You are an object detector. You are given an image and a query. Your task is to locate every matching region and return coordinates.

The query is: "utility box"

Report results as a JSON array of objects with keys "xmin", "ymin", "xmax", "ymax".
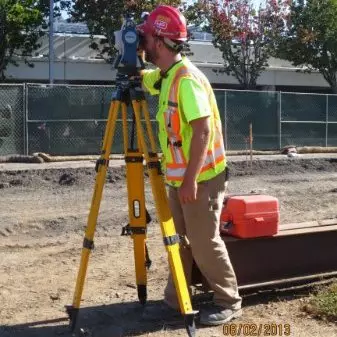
[{"xmin": 220, "ymin": 194, "xmax": 279, "ymax": 238}]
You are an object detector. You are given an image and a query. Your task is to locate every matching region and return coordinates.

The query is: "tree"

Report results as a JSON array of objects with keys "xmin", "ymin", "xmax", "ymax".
[
  {"xmin": 275, "ymin": 0, "xmax": 337, "ymax": 93},
  {"xmin": 70, "ymin": 0, "xmax": 182, "ymax": 63},
  {"xmin": 0, "ymin": 0, "xmax": 69, "ymax": 82},
  {"xmin": 199, "ymin": 0, "xmax": 288, "ymax": 89}
]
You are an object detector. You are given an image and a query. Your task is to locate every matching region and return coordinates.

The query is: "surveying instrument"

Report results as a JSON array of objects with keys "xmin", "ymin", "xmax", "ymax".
[{"xmin": 66, "ymin": 13, "xmax": 197, "ymax": 337}]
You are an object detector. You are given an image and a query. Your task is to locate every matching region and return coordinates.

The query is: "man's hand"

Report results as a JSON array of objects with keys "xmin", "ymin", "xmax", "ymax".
[{"xmin": 178, "ymin": 178, "xmax": 198, "ymax": 204}]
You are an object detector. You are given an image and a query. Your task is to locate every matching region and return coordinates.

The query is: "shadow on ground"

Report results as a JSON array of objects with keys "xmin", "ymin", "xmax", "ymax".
[
  {"xmin": 0, "ymin": 282, "xmax": 328, "ymax": 337},
  {"xmin": 0, "ymin": 299, "xmax": 191, "ymax": 337}
]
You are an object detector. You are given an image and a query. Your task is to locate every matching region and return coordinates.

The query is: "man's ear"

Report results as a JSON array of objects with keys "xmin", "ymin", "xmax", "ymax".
[{"xmin": 156, "ymin": 37, "xmax": 165, "ymax": 49}]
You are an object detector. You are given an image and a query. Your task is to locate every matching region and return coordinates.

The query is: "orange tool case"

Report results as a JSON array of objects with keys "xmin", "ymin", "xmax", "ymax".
[{"xmin": 220, "ymin": 194, "xmax": 280, "ymax": 238}]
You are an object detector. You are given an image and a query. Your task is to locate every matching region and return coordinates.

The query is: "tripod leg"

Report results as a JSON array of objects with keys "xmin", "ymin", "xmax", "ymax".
[
  {"xmin": 66, "ymin": 99, "xmax": 120, "ymax": 332},
  {"xmin": 121, "ymin": 102, "xmax": 148, "ymax": 305},
  {"xmin": 131, "ymin": 99, "xmax": 196, "ymax": 337}
]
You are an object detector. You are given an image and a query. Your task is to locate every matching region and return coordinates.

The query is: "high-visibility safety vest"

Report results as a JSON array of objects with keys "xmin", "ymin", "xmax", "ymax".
[{"xmin": 143, "ymin": 58, "xmax": 226, "ymax": 187}]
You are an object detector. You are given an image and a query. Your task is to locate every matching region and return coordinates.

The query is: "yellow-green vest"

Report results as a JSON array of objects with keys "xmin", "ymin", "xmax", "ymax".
[{"xmin": 155, "ymin": 59, "xmax": 226, "ymax": 187}]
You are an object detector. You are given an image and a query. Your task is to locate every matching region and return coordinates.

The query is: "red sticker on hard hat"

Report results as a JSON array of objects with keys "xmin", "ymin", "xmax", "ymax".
[
  {"xmin": 154, "ymin": 20, "xmax": 167, "ymax": 29},
  {"xmin": 154, "ymin": 15, "xmax": 171, "ymax": 30}
]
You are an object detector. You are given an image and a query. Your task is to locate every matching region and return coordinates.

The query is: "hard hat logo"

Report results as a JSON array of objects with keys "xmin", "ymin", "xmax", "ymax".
[{"xmin": 154, "ymin": 19, "xmax": 168, "ymax": 30}]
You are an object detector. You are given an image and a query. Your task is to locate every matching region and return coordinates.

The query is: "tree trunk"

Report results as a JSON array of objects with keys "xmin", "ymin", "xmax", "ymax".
[
  {"xmin": 322, "ymin": 70, "xmax": 337, "ymax": 94},
  {"xmin": 330, "ymin": 84, "xmax": 337, "ymax": 94}
]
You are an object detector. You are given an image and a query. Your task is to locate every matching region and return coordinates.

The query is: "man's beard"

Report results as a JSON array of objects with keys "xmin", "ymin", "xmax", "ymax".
[{"xmin": 145, "ymin": 47, "xmax": 159, "ymax": 65}]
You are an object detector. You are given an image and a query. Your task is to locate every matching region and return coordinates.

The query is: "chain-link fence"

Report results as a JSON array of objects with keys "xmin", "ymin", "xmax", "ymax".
[
  {"xmin": 0, "ymin": 84, "xmax": 25, "ymax": 155},
  {"xmin": 25, "ymin": 86, "xmax": 282, "ymax": 155},
  {"xmin": 224, "ymin": 90, "xmax": 280, "ymax": 150},
  {"xmin": 280, "ymin": 92, "xmax": 337, "ymax": 147},
  {"xmin": 27, "ymin": 84, "xmax": 116, "ymax": 155},
  {"xmin": 1, "ymin": 84, "xmax": 337, "ymax": 156},
  {"xmin": 26, "ymin": 84, "xmax": 160, "ymax": 155}
]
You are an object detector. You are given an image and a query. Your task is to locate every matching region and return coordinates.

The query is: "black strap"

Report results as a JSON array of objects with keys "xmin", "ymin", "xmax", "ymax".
[
  {"xmin": 147, "ymin": 161, "xmax": 163, "ymax": 175},
  {"xmin": 83, "ymin": 238, "xmax": 94, "ymax": 250},
  {"xmin": 121, "ymin": 224, "xmax": 146, "ymax": 236},
  {"xmin": 153, "ymin": 60, "xmax": 183, "ymax": 91},
  {"xmin": 125, "ymin": 155, "xmax": 143, "ymax": 163},
  {"xmin": 167, "ymin": 139, "xmax": 182, "ymax": 147},
  {"xmin": 95, "ymin": 158, "xmax": 109, "ymax": 172},
  {"xmin": 145, "ymin": 244, "xmax": 152, "ymax": 269},
  {"xmin": 168, "ymin": 100, "xmax": 178, "ymax": 107},
  {"xmin": 163, "ymin": 234, "xmax": 180, "ymax": 246}
]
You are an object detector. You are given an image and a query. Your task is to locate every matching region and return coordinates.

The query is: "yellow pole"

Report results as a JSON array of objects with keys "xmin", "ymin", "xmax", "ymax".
[
  {"xmin": 68, "ymin": 99, "xmax": 120, "ymax": 329},
  {"xmin": 132, "ymin": 98, "xmax": 194, "ymax": 315}
]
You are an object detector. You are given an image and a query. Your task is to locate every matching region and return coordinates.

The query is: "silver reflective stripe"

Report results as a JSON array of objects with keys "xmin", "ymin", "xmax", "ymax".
[
  {"xmin": 168, "ymin": 133, "xmax": 184, "ymax": 164},
  {"xmin": 166, "ymin": 108, "xmax": 176, "ymax": 132},
  {"xmin": 214, "ymin": 146, "xmax": 225, "ymax": 159},
  {"xmin": 173, "ymin": 146, "xmax": 184, "ymax": 164},
  {"xmin": 167, "ymin": 147, "xmax": 225, "ymax": 179},
  {"xmin": 167, "ymin": 167, "xmax": 186, "ymax": 179},
  {"xmin": 203, "ymin": 147, "xmax": 224, "ymax": 166},
  {"xmin": 165, "ymin": 112, "xmax": 170, "ymax": 127},
  {"xmin": 203, "ymin": 152, "xmax": 215, "ymax": 166}
]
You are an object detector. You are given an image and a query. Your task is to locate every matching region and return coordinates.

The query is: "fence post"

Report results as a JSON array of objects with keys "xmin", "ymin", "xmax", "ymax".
[
  {"xmin": 21, "ymin": 84, "xmax": 25, "ymax": 155},
  {"xmin": 278, "ymin": 91, "xmax": 282, "ymax": 150},
  {"xmin": 325, "ymin": 95, "xmax": 329, "ymax": 147},
  {"xmin": 25, "ymin": 84, "xmax": 29, "ymax": 155},
  {"xmin": 224, "ymin": 90, "xmax": 228, "ymax": 151}
]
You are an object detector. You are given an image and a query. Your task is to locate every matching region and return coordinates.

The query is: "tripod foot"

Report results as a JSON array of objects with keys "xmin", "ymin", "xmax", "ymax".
[
  {"xmin": 184, "ymin": 313, "xmax": 196, "ymax": 337},
  {"xmin": 65, "ymin": 305, "xmax": 79, "ymax": 332},
  {"xmin": 137, "ymin": 284, "xmax": 147, "ymax": 305}
]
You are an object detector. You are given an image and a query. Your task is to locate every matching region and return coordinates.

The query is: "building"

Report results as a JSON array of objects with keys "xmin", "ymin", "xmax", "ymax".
[{"xmin": 3, "ymin": 25, "xmax": 331, "ymax": 92}]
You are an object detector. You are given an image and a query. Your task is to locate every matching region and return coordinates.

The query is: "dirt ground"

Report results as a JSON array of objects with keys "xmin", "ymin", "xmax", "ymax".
[{"xmin": 1, "ymin": 155, "xmax": 337, "ymax": 337}]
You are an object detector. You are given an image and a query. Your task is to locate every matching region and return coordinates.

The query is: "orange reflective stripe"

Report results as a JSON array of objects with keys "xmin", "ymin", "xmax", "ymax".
[
  {"xmin": 169, "ymin": 110, "xmax": 181, "ymax": 135},
  {"xmin": 166, "ymin": 173, "xmax": 185, "ymax": 181},
  {"xmin": 200, "ymin": 154, "xmax": 225, "ymax": 173},
  {"xmin": 164, "ymin": 66, "xmax": 189, "ymax": 167},
  {"xmin": 167, "ymin": 162, "xmax": 186, "ymax": 169},
  {"xmin": 166, "ymin": 146, "xmax": 225, "ymax": 180}
]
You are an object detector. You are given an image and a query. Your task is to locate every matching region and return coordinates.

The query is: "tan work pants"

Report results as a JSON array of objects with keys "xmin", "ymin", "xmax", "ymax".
[{"xmin": 164, "ymin": 169, "xmax": 242, "ymax": 310}]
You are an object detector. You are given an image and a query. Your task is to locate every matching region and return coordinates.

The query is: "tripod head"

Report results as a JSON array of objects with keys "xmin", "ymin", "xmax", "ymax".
[{"xmin": 113, "ymin": 12, "xmax": 146, "ymax": 78}]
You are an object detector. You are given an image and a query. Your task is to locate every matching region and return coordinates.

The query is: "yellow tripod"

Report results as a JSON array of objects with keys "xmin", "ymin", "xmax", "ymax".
[{"xmin": 66, "ymin": 74, "xmax": 196, "ymax": 336}]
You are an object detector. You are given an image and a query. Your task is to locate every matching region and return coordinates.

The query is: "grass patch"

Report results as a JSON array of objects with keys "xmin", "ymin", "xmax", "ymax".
[{"xmin": 302, "ymin": 281, "xmax": 337, "ymax": 322}]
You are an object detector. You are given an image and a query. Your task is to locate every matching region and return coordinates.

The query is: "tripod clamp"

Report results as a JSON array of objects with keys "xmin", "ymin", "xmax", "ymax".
[
  {"xmin": 121, "ymin": 224, "xmax": 146, "ymax": 236},
  {"xmin": 95, "ymin": 157, "xmax": 109, "ymax": 173}
]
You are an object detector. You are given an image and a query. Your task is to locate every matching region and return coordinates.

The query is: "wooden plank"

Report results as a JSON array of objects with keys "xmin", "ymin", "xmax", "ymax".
[
  {"xmin": 280, "ymin": 219, "xmax": 337, "ymax": 231},
  {"xmin": 239, "ymin": 271, "xmax": 337, "ymax": 291},
  {"xmin": 278, "ymin": 224, "xmax": 337, "ymax": 237}
]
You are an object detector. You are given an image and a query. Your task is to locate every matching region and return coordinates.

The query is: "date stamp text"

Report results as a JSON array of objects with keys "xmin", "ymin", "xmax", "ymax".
[{"xmin": 223, "ymin": 323, "xmax": 291, "ymax": 336}]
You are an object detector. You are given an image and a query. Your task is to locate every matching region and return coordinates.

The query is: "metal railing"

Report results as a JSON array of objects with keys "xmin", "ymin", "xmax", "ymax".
[{"xmin": 1, "ymin": 84, "xmax": 337, "ymax": 156}]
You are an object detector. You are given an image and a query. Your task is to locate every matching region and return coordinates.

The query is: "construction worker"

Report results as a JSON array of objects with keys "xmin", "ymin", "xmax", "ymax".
[{"xmin": 137, "ymin": 5, "xmax": 242, "ymax": 325}]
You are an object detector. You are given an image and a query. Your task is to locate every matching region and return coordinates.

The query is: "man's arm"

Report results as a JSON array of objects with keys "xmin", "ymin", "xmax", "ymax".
[
  {"xmin": 178, "ymin": 78, "xmax": 212, "ymax": 203},
  {"xmin": 178, "ymin": 116, "xmax": 210, "ymax": 204},
  {"xmin": 141, "ymin": 68, "xmax": 161, "ymax": 95}
]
